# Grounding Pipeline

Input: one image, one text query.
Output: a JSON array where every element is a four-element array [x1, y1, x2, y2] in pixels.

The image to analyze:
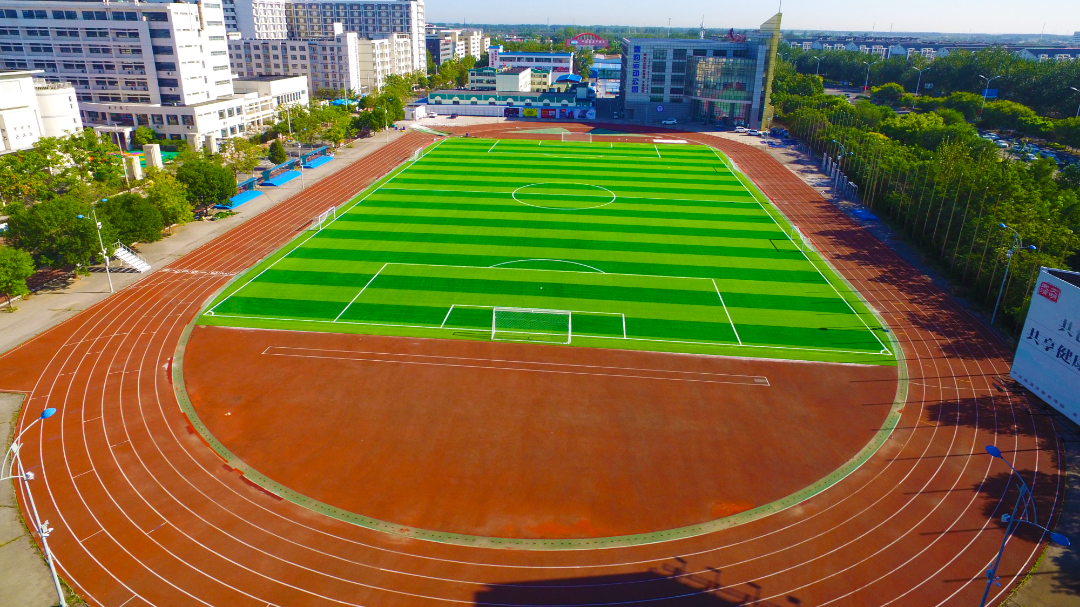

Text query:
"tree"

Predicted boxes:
[[0, 246, 34, 310], [97, 193, 164, 245], [572, 46, 594, 78], [220, 137, 263, 177], [131, 126, 158, 147], [144, 170, 193, 228], [870, 83, 905, 104], [268, 139, 287, 164], [175, 159, 236, 212], [4, 197, 118, 273]]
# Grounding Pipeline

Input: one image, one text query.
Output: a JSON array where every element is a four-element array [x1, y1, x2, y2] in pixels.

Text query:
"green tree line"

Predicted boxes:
[[775, 87, 1080, 333]]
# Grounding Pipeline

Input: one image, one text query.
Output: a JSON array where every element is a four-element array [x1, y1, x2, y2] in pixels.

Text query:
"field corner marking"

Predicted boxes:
[[712, 279, 742, 345]]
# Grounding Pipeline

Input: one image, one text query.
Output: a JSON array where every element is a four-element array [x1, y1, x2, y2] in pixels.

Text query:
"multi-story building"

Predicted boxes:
[[591, 54, 621, 98], [227, 0, 286, 40], [618, 13, 782, 128], [425, 26, 485, 65], [281, 0, 424, 73], [228, 30, 409, 94], [0, 0, 307, 148], [0, 70, 82, 154], [488, 46, 574, 75], [468, 66, 554, 93]]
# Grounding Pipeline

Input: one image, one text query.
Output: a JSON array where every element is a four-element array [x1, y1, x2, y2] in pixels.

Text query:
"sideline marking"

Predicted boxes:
[[334, 263, 387, 322]]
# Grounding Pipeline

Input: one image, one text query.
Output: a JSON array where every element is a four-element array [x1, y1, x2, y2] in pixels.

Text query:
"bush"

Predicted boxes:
[[935, 107, 967, 125], [268, 139, 287, 164], [3, 197, 119, 271], [0, 245, 34, 308], [130, 126, 158, 147]]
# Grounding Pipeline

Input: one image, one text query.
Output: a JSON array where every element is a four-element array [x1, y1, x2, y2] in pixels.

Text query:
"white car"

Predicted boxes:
[[661, 118, 677, 125], [734, 126, 748, 133]]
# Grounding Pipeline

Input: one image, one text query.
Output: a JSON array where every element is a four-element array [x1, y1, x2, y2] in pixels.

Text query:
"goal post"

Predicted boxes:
[[410, 147, 423, 161], [492, 307, 572, 344], [561, 132, 593, 143], [307, 206, 337, 231]]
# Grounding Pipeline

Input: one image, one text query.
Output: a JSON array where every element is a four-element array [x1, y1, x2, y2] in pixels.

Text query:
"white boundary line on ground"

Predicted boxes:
[[204, 139, 443, 316], [654, 144, 661, 159], [375, 186, 760, 206], [510, 182, 617, 211], [712, 279, 742, 345], [487, 140, 498, 153], [334, 263, 387, 322], [488, 258, 606, 273], [727, 169, 892, 355]]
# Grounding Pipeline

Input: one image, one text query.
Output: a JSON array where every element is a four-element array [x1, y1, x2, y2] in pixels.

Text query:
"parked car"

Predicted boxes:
[[661, 118, 677, 125], [734, 126, 749, 133], [996, 140, 1009, 148]]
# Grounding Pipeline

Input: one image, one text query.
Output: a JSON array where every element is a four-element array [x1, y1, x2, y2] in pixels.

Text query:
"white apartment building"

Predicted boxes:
[[0, 70, 82, 153], [0, 0, 305, 149], [425, 26, 486, 65], [281, 0, 424, 72], [228, 31, 407, 94], [227, 0, 286, 39]]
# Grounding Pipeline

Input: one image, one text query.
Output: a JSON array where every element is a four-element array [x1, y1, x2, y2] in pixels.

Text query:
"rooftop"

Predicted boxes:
[[502, 67, 530, 75], [497, 51, 574, 57]]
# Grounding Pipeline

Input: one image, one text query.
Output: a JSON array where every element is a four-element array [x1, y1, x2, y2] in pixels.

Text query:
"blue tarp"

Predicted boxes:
[[303, 155, 333, 169], [851, 208, 878, 221], [218, 189, 263, 209], [263, 170, 301, 186]]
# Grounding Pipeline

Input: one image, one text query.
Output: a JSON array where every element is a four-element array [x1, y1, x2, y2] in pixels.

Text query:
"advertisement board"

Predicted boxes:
[[1010, 267, 1080, 422], [522, 108, 538, 117], [503, 107, 520, 118], [541, 108, 557, 119]]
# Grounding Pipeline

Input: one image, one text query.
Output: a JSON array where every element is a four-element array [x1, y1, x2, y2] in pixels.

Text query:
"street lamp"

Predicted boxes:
[[1070, 86, 1080, 119], [813, 56, 822, 76], [979, 445, 1071, 607], [1, 407, 67, 607], [862, 60, 875, 92], [76, 199, 113, 293], [913, 66, 930, 102], [990, 223, 1035, 325], [979, 74, 1001, 113]]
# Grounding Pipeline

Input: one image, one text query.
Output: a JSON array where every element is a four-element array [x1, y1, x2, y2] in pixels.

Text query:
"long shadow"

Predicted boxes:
[[922, 394, 1055, 443], [473, 567, 803, 606]]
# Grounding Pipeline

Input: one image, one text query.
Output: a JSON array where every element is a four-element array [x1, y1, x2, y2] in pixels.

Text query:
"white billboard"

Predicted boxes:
[[1010, 267, 1080, 423]]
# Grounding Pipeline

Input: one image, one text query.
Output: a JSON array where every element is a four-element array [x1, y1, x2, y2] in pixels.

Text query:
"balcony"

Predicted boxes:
[[33, 79, 74, 91]]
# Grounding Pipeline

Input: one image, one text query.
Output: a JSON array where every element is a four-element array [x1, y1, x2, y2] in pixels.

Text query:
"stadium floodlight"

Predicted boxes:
[[980, 445, 1070, 607], [1, 407, 66, 607], [990, 223, 1035, 324]]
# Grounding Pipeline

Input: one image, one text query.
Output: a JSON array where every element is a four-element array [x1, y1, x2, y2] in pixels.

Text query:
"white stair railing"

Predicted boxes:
[[112, 241, 151, 272]]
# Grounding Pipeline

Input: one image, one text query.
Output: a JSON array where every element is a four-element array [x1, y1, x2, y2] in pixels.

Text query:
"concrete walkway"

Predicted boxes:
[[0, 129, 408, 606]]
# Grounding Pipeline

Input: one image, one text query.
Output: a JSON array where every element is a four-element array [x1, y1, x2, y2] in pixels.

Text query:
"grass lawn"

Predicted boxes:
[[199, 137, 893, 365]]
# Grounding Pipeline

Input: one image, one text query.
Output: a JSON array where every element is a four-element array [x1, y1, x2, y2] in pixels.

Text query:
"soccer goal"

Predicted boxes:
[[561, 132, 593, 143], [308, 206, 337, 231], [492, 307, 572, 344], [410, 147, 423, 161], [789, 224, 808, 252]]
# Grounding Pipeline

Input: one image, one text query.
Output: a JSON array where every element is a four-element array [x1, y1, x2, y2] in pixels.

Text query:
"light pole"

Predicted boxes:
[[831, 139, 852, 194], [813, 56, 822, 77], [77, 200, 113, 293], [979, 74, 1001, 113], [979, 445, 1071, 607], [1070, 86, 1080, 118], [913, 66, 930, 102], [381, 105, 388, 143], [862, 60, 875, 92], [990, 223, 1035, 325], [2, 407, 66, 607]]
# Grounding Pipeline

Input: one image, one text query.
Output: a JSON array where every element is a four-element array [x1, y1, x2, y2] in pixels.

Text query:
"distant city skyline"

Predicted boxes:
[[428, 0, 1079, 37]]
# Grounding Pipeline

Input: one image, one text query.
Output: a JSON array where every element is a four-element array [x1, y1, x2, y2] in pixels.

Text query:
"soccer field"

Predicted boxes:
[[200, 137, 893, 365]]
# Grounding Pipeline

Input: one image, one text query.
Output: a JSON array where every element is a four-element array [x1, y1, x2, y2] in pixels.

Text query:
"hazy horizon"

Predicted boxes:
[[426, 0, 1079, 37]]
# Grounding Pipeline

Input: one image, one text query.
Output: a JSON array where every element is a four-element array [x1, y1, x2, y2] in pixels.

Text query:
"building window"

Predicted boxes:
[[145, 12, 169, 22], [182, 115, 194, 126], [112, 11, 138, 22], [151, 114, 164, 125], [166, 115, 180, 125], [152, 46, 174, 55], [22, 10, 47, 19], [149, 29, 171, 39]]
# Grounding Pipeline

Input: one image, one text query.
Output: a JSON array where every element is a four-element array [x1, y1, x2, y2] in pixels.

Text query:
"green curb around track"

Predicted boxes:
[[169, 139, 910, 551]]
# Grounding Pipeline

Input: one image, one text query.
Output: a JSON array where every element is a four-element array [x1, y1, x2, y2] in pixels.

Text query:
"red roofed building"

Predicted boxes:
[[568, 32, 607, 48]]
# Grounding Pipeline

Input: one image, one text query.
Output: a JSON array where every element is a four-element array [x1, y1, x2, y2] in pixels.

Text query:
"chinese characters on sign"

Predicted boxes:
[[1025, 317, 1080, 371], [630, 45, 641, 93], [1039, 281, 1061, 302]]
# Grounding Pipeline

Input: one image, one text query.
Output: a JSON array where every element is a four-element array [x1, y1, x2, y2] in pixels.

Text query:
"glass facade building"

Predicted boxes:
[[617, 13, 782, 129]]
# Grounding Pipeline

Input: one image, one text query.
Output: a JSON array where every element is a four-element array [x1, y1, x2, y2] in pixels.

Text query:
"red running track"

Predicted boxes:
[[0, 125, 1063, 606]]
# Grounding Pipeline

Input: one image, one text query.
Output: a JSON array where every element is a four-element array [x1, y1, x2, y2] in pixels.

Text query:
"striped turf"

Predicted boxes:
[[200, 137, 893, 364]]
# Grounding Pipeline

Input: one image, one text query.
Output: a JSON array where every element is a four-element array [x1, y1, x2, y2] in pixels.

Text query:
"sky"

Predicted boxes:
[[427, 0, 1080, 36]]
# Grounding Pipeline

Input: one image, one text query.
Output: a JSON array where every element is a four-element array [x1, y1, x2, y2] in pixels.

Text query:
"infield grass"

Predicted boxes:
[[199, 137, 893, 365]]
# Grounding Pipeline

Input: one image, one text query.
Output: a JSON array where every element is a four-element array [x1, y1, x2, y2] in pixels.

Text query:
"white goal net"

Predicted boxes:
[[492, 307, 572, 344], [308, 206, 337, 231], [789, 225, 807, 252], [561, 132, 593, 143], [410, 147, 423, 161]]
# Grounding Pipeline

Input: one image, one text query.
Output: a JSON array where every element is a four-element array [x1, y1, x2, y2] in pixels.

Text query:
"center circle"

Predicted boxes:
[[512, 182, 616, 210]]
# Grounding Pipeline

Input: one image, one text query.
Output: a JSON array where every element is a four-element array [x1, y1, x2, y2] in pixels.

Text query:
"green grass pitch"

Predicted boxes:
[[199, 137, 894, 365]]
